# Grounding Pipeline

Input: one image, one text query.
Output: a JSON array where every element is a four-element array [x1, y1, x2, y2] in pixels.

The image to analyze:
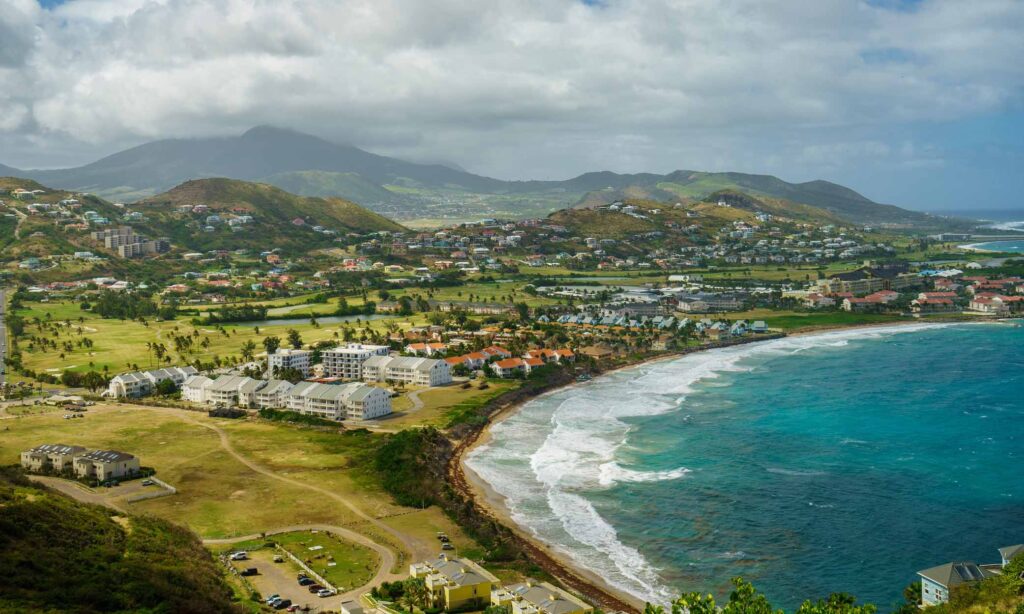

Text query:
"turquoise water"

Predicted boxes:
[[466, 323, 1024, 611], [968, 239, 1024, 253]]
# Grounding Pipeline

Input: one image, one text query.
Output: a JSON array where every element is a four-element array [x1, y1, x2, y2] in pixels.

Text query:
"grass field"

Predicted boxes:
[[12, 300, 426, 376], [387, 380, 518, 428], [274, 531, 379, 591], [724, 308, 912, 330]]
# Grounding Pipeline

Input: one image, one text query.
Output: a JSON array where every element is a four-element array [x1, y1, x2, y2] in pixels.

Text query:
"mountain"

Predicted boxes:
[[2, 126, 959, 227]]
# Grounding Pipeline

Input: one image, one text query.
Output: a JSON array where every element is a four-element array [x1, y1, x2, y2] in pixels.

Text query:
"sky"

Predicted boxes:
[[1, 0, 1023, 212]]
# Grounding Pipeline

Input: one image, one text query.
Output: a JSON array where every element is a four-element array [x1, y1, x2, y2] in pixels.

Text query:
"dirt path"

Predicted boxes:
[[28, 475, 128, 512], [146, 406, 437, 568]]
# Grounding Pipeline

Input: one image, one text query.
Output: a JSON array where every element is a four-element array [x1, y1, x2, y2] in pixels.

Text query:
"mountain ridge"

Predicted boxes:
[[1, 126, 949, 226]]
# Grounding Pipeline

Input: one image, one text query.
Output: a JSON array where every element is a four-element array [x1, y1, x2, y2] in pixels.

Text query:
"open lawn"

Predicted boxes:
[[275, 530, 379, 591], [722, 308, 912, 331], [386, 380, 518, 428]]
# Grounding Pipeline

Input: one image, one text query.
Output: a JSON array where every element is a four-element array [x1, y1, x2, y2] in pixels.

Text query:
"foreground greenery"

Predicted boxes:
[[0, 467, 242, 613]]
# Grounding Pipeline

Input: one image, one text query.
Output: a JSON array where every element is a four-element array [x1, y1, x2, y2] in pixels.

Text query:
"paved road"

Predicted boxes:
[[28, 475, 128, 512]]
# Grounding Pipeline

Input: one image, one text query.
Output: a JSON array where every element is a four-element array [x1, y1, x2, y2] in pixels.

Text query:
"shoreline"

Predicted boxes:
[[448, 318, 998, 611]]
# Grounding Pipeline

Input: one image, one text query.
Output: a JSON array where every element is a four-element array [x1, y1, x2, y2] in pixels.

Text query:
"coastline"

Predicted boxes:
[[448, 318, 996, 611]]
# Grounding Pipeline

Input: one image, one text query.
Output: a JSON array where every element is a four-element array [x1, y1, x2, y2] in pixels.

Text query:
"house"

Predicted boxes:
[[999, 544, 1024, 567], [267, 348, 311, 377], [911, 297, 957, 314], [73, 450, 141, 481], [195, 375, 266, 407], [406, 342, 447, 356], [105, 366, 198, 398], [181, 375, 213, 403], [321, 343, 390, 379], [20, 444, 87, 473], [968, 296, 1010, 315], [579, 345, 614, 359], [410, 554, 498, 611], [917, 562, 996, 606], [361, 356, 452, 387], [490, 358, 528, 378], [491, 580, 593, 614]]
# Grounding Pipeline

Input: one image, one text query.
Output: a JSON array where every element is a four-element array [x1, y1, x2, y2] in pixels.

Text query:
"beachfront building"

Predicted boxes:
[[410, 554, 498, 612], [917, 562, 997, 606], [20, 444, 87, 473], [105, 366, 197, 398], [1000, 544, 1024, 567], [73, 450, 141, 481], [267, 348, 312, 377], [321, 343, 390, 379], [285, 381, 392, 420], [491, 580, 594, 614], [361, 355, 452, 387]]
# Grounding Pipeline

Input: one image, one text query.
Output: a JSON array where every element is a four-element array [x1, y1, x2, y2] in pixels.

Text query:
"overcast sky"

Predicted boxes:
[[2, 0, 1023, 211]]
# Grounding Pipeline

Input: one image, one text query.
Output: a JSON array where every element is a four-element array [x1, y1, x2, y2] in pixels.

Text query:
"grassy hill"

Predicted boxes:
[[129, 178, 405, 253], [0, 468, 242, 613]]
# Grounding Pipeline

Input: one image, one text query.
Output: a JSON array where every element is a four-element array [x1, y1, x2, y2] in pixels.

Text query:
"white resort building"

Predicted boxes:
[[321, 343, 390, 380], [105, 366, 198, 398], [361, 355, 452, 387]]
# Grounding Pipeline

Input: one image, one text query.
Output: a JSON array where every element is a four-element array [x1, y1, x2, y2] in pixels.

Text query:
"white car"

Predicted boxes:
[[229, 551, 248, 561], [318, 589, 336, 598]]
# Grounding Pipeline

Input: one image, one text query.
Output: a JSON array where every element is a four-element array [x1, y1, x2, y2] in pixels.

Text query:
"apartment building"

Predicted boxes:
[[106, 366, 197, 398], [268, 348, 312, 377], [321, 343, 390, 379], [361, 355, 452, 387], [285, 381, 392, 420], [410, 554, 498, 612], [73, 450, 141, 481], [492, 580, 594, 614], [20, 444, 87, 473]]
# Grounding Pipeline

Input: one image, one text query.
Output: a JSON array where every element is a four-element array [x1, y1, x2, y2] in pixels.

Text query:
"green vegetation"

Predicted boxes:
[[274, 530, 379, 591], [644, 577, 878, 614], [257, 407, 340, 427], [0, 467, 242, 613], [923, 555, 1024, 614]]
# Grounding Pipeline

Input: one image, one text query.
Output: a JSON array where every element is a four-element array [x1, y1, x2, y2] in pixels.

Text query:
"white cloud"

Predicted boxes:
[[0, 0, 1021, 184]]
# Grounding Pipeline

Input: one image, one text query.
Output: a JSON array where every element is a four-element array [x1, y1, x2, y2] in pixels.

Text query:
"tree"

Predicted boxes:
[[240, 340, 257, 362], [155, 378, 178, 396], [262, 336, 281, 355], [286, 329, 303, 349]]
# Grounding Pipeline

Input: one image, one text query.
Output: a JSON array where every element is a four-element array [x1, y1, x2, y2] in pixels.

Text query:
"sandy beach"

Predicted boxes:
[[449, 318, 999, 611]]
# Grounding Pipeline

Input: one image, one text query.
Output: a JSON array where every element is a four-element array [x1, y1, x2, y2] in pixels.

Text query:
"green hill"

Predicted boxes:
[[132, 177, 405, 252], [0, 468, 242, 613]]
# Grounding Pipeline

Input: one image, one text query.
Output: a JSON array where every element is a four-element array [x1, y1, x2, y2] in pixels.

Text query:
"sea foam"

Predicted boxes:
[[465, 322, 955, 605]]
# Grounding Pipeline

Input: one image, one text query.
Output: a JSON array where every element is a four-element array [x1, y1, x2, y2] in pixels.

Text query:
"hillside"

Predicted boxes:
[[132, 178, 405, 252], [0, 469, 242, 613], [0, 126, 962, 228]]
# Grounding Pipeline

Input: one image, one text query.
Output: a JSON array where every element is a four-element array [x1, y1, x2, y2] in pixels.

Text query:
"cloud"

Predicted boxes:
[[0, 0, 1021, 190]]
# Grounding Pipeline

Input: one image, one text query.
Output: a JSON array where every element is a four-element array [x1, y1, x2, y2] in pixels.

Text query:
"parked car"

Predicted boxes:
[[273, 554, 284, 563], [240, 567, 258, 576], [441, 543, 454, 550], [308, 584, 323, 593], [229, 551, 248, 561], [268, 598, 282, 608], [264, 594, 280, 605], [274, 599, 292, 610], [318, 588, 336, 598], [296, 573, 308, 581], [287, 606, 302, 612], [298, 577, 314, 586], [141, 479, 155, 486]]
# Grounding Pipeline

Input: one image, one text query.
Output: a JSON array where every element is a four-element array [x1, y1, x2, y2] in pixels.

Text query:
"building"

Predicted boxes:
[[492, 580, 593, 614], [999, 544, 1024, 567], [321, 343, 390, 380], [285, 381, 392, 420], [181, 375, 212, 403], [197, 375, 265, 407], [917, 562, 996, 606], [20, 444, 87, 473], [410, 554, 498, 611], [490, 358, 528, 378], [268, 348, 312, 377], [73, 450, 141, 481], [106, 366, 197, 398], [254, 379, 296, 409], [361, 355, 452, 387]]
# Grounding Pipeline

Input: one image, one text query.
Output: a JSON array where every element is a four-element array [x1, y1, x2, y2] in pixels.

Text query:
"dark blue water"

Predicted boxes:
[[468, 323, 1024, 612]]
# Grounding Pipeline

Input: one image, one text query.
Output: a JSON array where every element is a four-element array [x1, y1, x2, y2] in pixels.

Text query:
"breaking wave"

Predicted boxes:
[[465, 322, 953, 605]]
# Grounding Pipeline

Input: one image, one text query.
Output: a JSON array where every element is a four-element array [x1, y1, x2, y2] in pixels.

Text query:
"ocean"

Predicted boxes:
[[466, 323, 1024, 611]]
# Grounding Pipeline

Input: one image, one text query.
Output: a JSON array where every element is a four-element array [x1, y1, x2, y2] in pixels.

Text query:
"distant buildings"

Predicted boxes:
[[182, 375, 391, 420], [91, 226, 169, 258], [492, 580, 594, 614], [361, 355, 452, 387]]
